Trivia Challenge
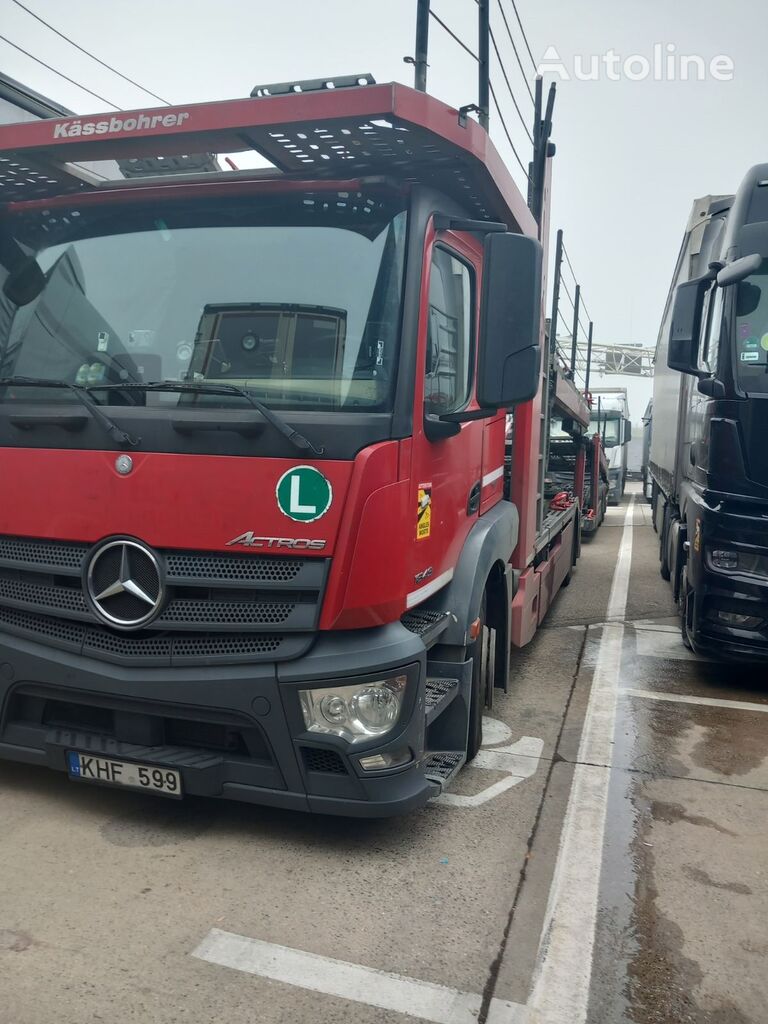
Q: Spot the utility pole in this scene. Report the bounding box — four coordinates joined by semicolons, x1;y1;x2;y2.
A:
478;0;490;129
569;284;581;379
414;0;430;92
584;321;594;394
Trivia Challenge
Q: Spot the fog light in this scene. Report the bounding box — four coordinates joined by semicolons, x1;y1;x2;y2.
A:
712;610;763;629
299;675;407;744
711;549;739;570
359;748;412;771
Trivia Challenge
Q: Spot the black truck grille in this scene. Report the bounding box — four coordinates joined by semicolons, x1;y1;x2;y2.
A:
0;535;327;665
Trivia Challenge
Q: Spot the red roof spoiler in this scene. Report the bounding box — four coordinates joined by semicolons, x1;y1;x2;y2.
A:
0;82;536;235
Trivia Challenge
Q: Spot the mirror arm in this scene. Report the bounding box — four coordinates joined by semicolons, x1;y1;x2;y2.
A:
439;407;498;422
424;415;461;441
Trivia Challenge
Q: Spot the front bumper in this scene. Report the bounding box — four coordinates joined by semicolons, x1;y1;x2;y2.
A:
688;496;768;661
607;469;622;503
0;623;438;817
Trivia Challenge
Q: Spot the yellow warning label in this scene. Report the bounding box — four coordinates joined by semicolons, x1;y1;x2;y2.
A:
417;484;432;540
693;517;702;553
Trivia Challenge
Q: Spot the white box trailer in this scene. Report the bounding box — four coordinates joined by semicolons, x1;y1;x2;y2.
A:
649;195;731;499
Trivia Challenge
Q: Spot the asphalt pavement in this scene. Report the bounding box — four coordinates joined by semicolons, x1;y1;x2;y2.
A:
0;483;765;1024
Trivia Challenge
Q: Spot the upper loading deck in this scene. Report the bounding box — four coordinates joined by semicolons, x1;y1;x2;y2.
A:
0;79;537;237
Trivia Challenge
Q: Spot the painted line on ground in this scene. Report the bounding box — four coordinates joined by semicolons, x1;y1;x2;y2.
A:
634;628;712;662
523;496;636;1024
436;736;545;808
622;687;768;714
192;928;526;1024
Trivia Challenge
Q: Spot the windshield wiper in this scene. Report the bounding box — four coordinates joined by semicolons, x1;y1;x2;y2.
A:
0;376;140;448
93;380;325;456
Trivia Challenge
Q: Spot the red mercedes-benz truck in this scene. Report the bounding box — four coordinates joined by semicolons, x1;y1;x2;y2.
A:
0;73;582;815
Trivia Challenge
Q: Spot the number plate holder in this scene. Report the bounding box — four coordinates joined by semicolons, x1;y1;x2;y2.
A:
66;751;183;798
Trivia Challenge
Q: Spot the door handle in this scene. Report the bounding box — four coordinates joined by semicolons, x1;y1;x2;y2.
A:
467;481;481;515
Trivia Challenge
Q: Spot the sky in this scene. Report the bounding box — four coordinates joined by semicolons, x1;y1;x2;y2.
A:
2;0;766;371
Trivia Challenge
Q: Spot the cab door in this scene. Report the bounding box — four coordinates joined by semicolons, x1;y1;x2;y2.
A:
407;230;484;609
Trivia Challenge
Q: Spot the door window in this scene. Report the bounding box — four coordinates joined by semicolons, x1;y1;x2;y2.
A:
424;248;474;416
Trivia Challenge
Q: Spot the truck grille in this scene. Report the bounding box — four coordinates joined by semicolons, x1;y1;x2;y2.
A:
0;535;327;665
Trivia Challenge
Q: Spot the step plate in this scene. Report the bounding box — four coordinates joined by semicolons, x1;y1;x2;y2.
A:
423;750;464;789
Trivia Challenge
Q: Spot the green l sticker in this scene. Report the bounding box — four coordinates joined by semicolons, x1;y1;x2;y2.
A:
276;466;333;522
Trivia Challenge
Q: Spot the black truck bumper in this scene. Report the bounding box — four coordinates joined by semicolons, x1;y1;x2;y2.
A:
0;623;443;817
688;496;768;661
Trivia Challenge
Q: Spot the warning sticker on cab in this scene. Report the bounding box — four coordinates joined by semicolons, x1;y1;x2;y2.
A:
417;483;432;540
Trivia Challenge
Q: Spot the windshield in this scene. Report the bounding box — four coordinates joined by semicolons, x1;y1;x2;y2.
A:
589;414;622;447
0;192;407;411
735;258;768;395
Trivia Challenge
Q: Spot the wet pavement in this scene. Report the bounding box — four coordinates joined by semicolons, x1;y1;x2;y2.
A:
0;484;765;1023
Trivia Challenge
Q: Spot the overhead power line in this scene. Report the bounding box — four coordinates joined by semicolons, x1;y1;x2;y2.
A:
489;27;533;143
488;82;529;178
0;32;121;108
9;0;170;106
494;0;534;103
429;9;479;62
507;0;537;71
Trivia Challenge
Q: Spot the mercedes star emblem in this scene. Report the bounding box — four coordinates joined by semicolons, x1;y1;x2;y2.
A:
86;539;164;629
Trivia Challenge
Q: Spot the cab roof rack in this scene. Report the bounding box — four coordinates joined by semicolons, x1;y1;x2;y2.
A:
250;73;376;98
0;81;536;235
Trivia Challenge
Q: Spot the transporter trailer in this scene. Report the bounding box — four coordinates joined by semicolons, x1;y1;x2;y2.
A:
0;72;584;815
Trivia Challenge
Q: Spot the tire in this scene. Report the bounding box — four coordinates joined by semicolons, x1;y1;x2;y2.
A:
651;482;659;532
562;522;579;587
467;595;494;762
671;526;686;604
660;506;671;581
680;568;693;650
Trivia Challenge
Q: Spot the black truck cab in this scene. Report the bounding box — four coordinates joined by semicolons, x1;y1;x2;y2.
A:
654;168;768;659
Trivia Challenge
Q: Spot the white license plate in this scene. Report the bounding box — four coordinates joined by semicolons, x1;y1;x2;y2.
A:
66;752;182;797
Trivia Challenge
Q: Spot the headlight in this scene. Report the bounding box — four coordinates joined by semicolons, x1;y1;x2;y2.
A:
299;675;407;743
709;548;768;577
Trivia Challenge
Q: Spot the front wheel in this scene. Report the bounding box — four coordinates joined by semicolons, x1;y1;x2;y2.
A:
467;596;494;762
680;568;693;650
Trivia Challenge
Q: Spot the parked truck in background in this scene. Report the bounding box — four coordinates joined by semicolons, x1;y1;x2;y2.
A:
641;399;652;500
650;175;768;660
0;70;588;814
590;387;631;504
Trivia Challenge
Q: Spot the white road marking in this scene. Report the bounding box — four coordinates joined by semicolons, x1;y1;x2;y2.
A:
622;688;768;714
524;496;636;1024
483;716;513;745
406;568;455;609
633;621;680;633
192;928;526;1024
436;726;544;809
634;629;710;662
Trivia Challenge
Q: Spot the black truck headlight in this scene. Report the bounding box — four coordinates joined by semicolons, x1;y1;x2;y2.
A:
299;675;407;743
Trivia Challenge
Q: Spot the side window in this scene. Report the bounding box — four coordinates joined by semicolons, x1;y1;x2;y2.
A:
424;247;474;416
701;286;724;373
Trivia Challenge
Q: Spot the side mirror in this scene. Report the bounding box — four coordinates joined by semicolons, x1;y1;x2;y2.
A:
668;274;712;375
2;259;45;307
716;253;762;288
623;418;632;443
477;232;542;409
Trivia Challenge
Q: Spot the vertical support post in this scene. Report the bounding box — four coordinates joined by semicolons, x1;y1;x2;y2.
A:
478;0;490;130
569;283;581;380
550;229;563;361
414;0;430;92
584;321;594;395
